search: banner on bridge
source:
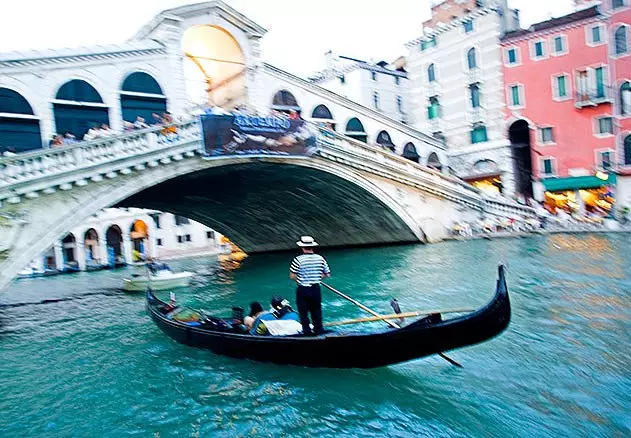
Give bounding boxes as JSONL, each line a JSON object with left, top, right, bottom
{"left": 200, "top": 113, "right": 318, "bottom": 158}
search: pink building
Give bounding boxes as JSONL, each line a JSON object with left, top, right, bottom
{"left": 501, "top": 5, "right": 617, "bottom": 213}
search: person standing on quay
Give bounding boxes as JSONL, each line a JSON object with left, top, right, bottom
{"left": 289, "top": 236, "right": 331, "bottom": 336}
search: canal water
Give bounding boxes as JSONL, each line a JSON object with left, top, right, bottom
{"left": 0, "top": 234, "right": 629, "bottom": 437}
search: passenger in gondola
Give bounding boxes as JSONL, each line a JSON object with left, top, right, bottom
{"left": 244, "top": 302, "right": 264, "bottom": 331}
{"left": 270, "top": 296, "right": 300, "bottom": 322}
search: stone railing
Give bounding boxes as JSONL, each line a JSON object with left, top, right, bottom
{"left": 0, "top": 120, "right": 200, "bottom": 201}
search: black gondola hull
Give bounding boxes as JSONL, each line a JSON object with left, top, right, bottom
{"left": 147, "top": 265, "right": 511, "bottom": 369}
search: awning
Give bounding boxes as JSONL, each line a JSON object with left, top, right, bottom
{"left": 461, "top": 171, "right": 502, "bottom": 182}
{"left": 542, "top": 174, "right": 616, "bottom": 192}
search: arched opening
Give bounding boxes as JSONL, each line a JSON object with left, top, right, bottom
{"left": 509, "top": 120, "right": 533, "bottom": 198}
{"left": 54, "top": 80, "right": 109, "bottom": 140}
{"left": 467, "top": 48, "right": 477, "bottom": 70}
{"left": 83, "top": 228, "right": 101, "bottom": 266}
{"left": 625, "top": 135, "right": 631, "bottom": 166}
{"left": 272, "top": 90, "right": 301, "bottom": 114}
{"left": 376, "top": 130, "right": 395, "bottom": 152}
{"left": 345, "top": 118, "right": 367, "bottom": 143}
{"left": 120, "top": 72, "right": 167, "bottom": 124}
{"left": 130, "top": 220, "right": 149, "bottom": 262}
{"left": 464, "top": 160, "right": 503, "bottom": 195}
{"left": 620, "top": 81, "right": 631, "bottom": 116}
{"left": 311, "top": 104, "right": 334, "bottom": 129}
{"left": 614, "top": 26, "right": 628, "bottom": 56}
{"left": 106, "top": 225, "right": 124, "bottom": 267}
{"left": 427, "top": 152, "right": 443, "bottom": 171}
{"left": 182, "top": 25, "right": 246, "bottom": 109}
{"left": 0, "top": 88, "right": 42, "bottom": 153}
{"left": 403, "top": 142, "right": 420, "bottom": 163}
{"left": 62, "top": 233, "right": 77, "bottom": 269}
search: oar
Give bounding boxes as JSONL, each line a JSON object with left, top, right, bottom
{"left": 321, "top": 282, "right": 464, "bottom": 368}
{"left": 324, "top": 308, "right": 475, "bottom": 327}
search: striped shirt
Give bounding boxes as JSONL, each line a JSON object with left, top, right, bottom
{"left": 290, "top": 254, "right": 331, "bottom": 286}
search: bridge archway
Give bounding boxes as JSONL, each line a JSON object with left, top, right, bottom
{"left": 105, "top": 225, "right": 124, "bottom": 265}
{"left": 509, "top": 119, "right": 533, "bottom": 199}
{"left": 182, "top": 25, "right": 246, "bottom": 108}
{"left": 345, "top": 117, "right": 367, "bottom": 143}
{"left": 83, "top": 228, "right": 101, "bottom": 265}
{"left": 54, "top": 79, "right": 109, "bottom": 140}
{"left": 403, "top": 142, "right": 420, "bottom": 163}
{"left": 311, "top": 104, "right": 334, "bottom": 129}
{"left": 272, "top": 90, "right": 301, "bottom": 114}
{"left": 120, "top": 72, "right": 167, "bottom": 124}
{"left": 62, "top": 233, "right": 77, "bottom": 266}
{"left": 427, "top": 152, "right": 443, "bottom": 171}
{"left": 0, "top": 87, "right": 42, "bottom": 153}
{"left": 130, "top": 220, "right": 149, "bottom": 261}
{"left": 376, "top": 130, "right": 395, "bottom": 152}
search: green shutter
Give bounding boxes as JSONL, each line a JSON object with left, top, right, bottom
{"left": 557, "top": 76, "right": 567, "bottom": 97}
{"left": 511, "top": 86, "right": 520, "bottom": 105}
{"left": 595, "top": 67, "right": 605, "bottom": 98}
{"left": 543, "top": 160, "right": 553, "bottom": 175}
{"left": 592, "top": 26, "right": 601, "bottom": 43}
{"left": 508, "top": 49, "right": 516, "bottom": 63}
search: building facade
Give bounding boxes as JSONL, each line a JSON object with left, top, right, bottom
{"left": 406, "top": 0, "right": 521, "bottom": 195}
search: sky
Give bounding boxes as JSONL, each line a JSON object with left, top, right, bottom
{"left": 1, "top": 0, "right": 575, "bottom": 76}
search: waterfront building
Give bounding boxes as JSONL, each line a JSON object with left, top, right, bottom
{"left": 501, "top": 5, "right": 618, "bottom": 213}
{"left": 406, "top": 0, "right": 521, "bottom": 195}
{"left": 25, "top": 208, "right": 222, "bottom": 274}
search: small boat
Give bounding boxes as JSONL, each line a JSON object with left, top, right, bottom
{"left": 146, "top": 265, "right": 511, "bottom": 368}
{"left": 124, "top": 264, "right": 193, "bottom": 292}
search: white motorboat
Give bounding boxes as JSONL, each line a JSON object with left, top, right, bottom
{"left": 123, "top": 265, "right": 193, "bottom": 292}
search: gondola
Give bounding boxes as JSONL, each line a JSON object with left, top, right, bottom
{"left": 146, "top": 265, "right": 511, "bottom": 369}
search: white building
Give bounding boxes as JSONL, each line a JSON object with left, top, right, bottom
{"left": 309, "top": 52, "right": 411, "bottom": 127}
{"left": 406, "top": 0, "right": 521, "bottom": 195}
{"left": 27, "top": 208, "right": 222, "bottom": 273}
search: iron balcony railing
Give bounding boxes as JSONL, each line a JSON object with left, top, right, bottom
{"left": 575, "top": 86, "right": 613, "bottom": 107}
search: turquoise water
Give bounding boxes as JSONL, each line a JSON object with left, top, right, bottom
{"left": 1, "top": 234, "right": 629, "bottom": 437}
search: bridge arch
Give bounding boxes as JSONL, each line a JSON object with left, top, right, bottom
{"left": 272, "top": 90, "right": 301, "bottom": 113}
{"left": 54, "top": 79, "right": 110, "bottom": 140}
{"left": 0, "top": 87, "right": 42, "bottom": 153}
{"left": 376, "top": 130, "right": 395, "bottom": 152}
{"left": 403, "top": 142, "right": 420, "bottom": 163}
{"left": 120, "top": 72, "right": 167, "bottom": 124}
{"left": 345, "top": 117, "right": 367, "bottom": 143}
{"left": 427, "top": 152, "right": 443, "bottom": 171}
{"left": 311, "top": 104, "right": 334, "bottom": 121}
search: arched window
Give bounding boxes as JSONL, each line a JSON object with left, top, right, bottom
{"left": 467, "top": 48, "right": 477, "bottom": 70}
{"left": 625, "top": 135, "right": 631, "bottom": 166}
{"left": 470, "top": 123, "right": 488, "bottom": 144}
{"left": 428, "top": 64, "right": 436, "bottom": 83}
{"left": 345, "top": 117, "right": 367, "bottom": 143}
{"left": 403, "top": 142, "right": 419, "bottom": 163}
{"left": 427, "top": 152, "right": 443, "bottom": 170}
{"left": 83, "top": 228, "right": 100, "bottom": 263}
{"left": 470, "top": 83, "right": 481, "bottom": 108}
{"left": 272, "top": 90, "right": 300, "bottom": 112}
{"left": 376, "top": 130, "right": 395, "bottom": 151}
{"left": 615, "top": 26, "right": 628, "bottom": 55}
{"left": 311, "top": 104, "right": 333, "bottom": 120}
{"left": 106, "top": 225, "right": 124, "bottom": 264}
{"left": 473, "top": 159, "right": 499, "bottom": 174}
{"left": 54, "top": 80, "right": 109, "bottom": 140}
{"left": 0, "top": 88, "right": 42, "bottom": 152}
{"left": 121, "top": 72, "right": 167, "bottom": 123}
{"left": 620, "top": 81, "right": 631, "bottom": 116}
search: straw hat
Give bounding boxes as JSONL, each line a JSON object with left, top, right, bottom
{"left": 296, "top": 236, "right": 318, "bottom": 247}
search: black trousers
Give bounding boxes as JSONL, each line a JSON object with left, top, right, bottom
{"left": 296, "top": 284, "right": 323, "bottom": 335}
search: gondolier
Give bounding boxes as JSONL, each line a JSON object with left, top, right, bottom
{"left": 290, "top": 236, "right": 331, "bottom": 336}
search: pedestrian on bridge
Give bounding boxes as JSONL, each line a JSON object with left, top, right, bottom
{"left": 289, "top": 236, "right": 331, "bottom": 336}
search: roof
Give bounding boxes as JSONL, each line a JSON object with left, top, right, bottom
{"left": 0, "top": 40, "right": 164, "bottom": 64}
{"left": 309, "top": 55, "right": 407, "bottom": 83}
{"left": 502, "top": 5, "right": 602, "bottom": 41}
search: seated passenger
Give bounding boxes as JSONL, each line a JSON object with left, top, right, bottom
{"left": 244, "top": 302, "right": 264, "bottom": 331}
{"left": 270, "top": 296, "right": 300, "bottom": 322}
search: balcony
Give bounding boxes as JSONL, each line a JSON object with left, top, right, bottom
{"left": 574, "top": 87, "right": 613, "bottom": 108}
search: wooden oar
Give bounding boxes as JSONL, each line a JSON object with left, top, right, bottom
{"left": 321, "top": 282, "right": 464, "bottom": 368}
{"left": 324, "top": 308, "right": 475, "bottom": 327}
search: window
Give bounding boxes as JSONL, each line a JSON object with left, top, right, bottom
{"left": 553, "top": 75, "right": 569, "bottom": 99}
{"left": 185, "top": 234, "right": 192, "bottom": 242}
{"left": 206, "top": 230, "right": 215, "bottom": 240}
{"left": 621, "top": 81, "right": 631, "bottom": 115}
{"left": 615, "top": 26, "right": 628, "bottom": 56}
{"left": 532, "top": 40, "right": 546, "bottom": 59}
{"left": 594, "top": 66, "right": 606, "bottom": 99}
{"left": 428, "top": 96, "right": 441, "bottom": 120}
{"left": 396, "top": 95, "right": 403, "bottom": 113}
{"left": 588, "top": 25, "right": 603, "bottom": 45}
{"left": 395, "top": 76, "right": 400, "bottom": 86}
{"left": 612, "top": 0, "right": 626, "bottom": 9}
{"left": 339, "top": 75, "right": 345, "bottom": 84}
{"left": 470, "top": 83, "right": 481, "bottom": 108}
{"left": 151, "top": 214, "right": 161, "bottom": 229}
{"left": 421, "top": 37, "right": 437, "bottom": 51}
{"left": 624, "top": 135, "right": 631, "bottom": 165}
{"left": 157, "top": 238, "right": 163, "bottom": 247}
{"left": 552, "top": 35, "right": 567, "bottom": 55}
{"left": 596, "top": 116, "right": 614, "bottom": 135}
{"left": 542, "top": 158, "right": 555, "bottom": 176}
{"left": 371, "top": 71, "right": 377, "bottom": 81}
{"left": 177, "top": 235, "right": 183, "bottom": 244}
{"left": 428, "top": 64, "right": 436, "bottom": 83}
{"left": 505, "top": 47, "right": 519, "bottom": 65}
{"left": 373, "top": 92, "right": 380, "bottom": 110}
{"left": 463, "top": 19, "right": 474, "bottom": 33}
{"left": 174, "top": 215, "right": 190, "bottom": 226}
{"left": 508, "top": 84, "right": 524, "bottom": 107}
{"left": 470, "top": 124, "right": 488, "bottom": 144}
{"left": 467, "top": 48, "right": 477, "bottom": 70}
{"left": 598, "top": 151, "right": 613, "bottom": 170}
{"left": 538, "top": 127, "right": 555, "bottom": 144}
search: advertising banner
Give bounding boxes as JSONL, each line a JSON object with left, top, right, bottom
{"left": 200, "top": 113, "right": 318, "bottom": 158}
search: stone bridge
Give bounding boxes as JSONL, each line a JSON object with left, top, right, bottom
{"left": 0, "top": 120, "right": 534, "bottom": 291}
